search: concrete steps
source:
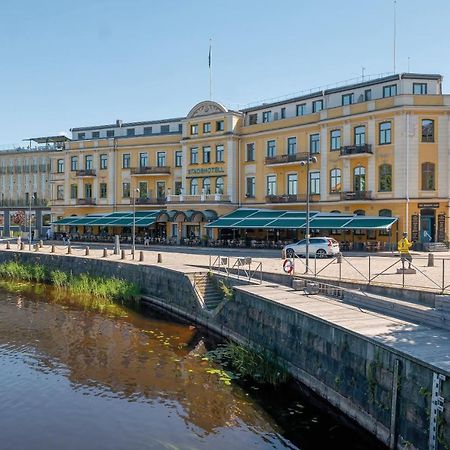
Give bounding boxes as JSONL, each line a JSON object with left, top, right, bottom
{"left": 424, "top": 242, "right": 448, "bottom": 252}
{"left": 193, "top": 273, "right": 224, "bottom": 310}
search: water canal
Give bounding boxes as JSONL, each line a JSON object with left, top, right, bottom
{"left": 0, "top": 282, "right": 385, "bottom": 450}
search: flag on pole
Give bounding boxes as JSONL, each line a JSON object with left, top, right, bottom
{"left": 208, "top": 42, "right": 212, "bottom": 68}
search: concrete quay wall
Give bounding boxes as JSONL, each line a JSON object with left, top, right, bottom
{"left": 0, "top": 251, "right": 448, "bottom": 450}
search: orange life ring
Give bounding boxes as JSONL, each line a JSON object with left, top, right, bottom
{"left": 283, "top": 259, "right": 294, "bottom": 274}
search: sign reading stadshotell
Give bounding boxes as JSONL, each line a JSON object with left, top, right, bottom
{"left": 187, "top": 167, "right": 225, "bottom": 175}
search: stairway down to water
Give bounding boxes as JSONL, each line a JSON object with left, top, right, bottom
{"left": 193, "top": 273, "right": 224, "bottom": 310}
{"left": 423, "top": 242, "right": 448, "bottom": 252}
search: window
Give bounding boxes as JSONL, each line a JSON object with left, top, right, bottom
{"left": 309, "top": 172, "right": 320, "bottom": 195}
{"left": 364, "top": 89, "right": 372, "bottom": 101}
{"left": 354, "top": 166, "right": 366, "bottom": 191}
{"left": 127, "top": 128, "right": 135, "bottom": 136}
{"left": 85, "top": 184, "right": 92, "bottom": 198}
{"left": 157, "top": 152, "right": 166, "bottom": 167}
{"left": 203, "top": 178, "right": 211, "bottom": 194}
{"left": 296, "top": 104, "right": 306, "bottom": 116}
{"left": 422, "top": 162, "right": 435, "bottom": 190}
{"left": 310, "top": 134, "right": 320, "bottom": 154}
{"left": 122, "top": 182, "right": 130, "bottom": 198}
{"left": 91, "top": 131, "right": 100, "bottom": 139}
{"left": 383, "top": 84, "right": 397, "bottom": 98}
{"left": 106, "top": 130, "right": 115, "bottom": 138}
{"left": 174, "top": 181, "right": 182, "bottom": 195}
{"left": 267, "top": 140, "right": 276, "bottom": 158}
{"left": 422, "top": 119, "right": 434, "bottom": 142}
{"left": 330, "top": 168, "right": 341, "bottom": 193}
{"left": 85, "top": 155, "right": 93, "bottom": 170}
{"left": 216, "top": 145, "right": 224, "bottom": 162}
{"left": 215, "top": 177, "right": 224, "bottom": 194}
{"left": 379, "top": 209, "right": 392, "bottom": 217}
{"left": 139, "top": 153, "right": 148, "bottom": 168}
{"left": 143, "top": 126, "right": 152, "bottom": 135}
{"left": 312, "top": 100, "right": 323, "bottom": 113}
{"left": 190, "top": 178, "right": 198, "bottom": 195}
{"left": 354, "top": 126, "right": 366, "bottom": 146}
{"left": 178, "top": 124, "right": 183, "bottom": 133}
{"left": 246, "top": 177, "right": 255, "bottom": 197}
{"left": 354, "top": 209, "right": 365, "bottom": 216}
{"left": 330, "top": 129, "right": 341, "bottom": 150}
{"left": 248, "top": 114, "right": 257, "bottom": 125}
{"left": 266, "top": 175, "right": 276, "bottom": 196}
{"left": 342, "top": 93, "right": 353, "bottom": 106}
{"left": 70, "top": 156, "right": 78, "bottom": 171}
{"left": 378, "top": 164, "right": 392, "bottom": 192}
{"left": 190, "top": 124, "right": 198, "bottom": 135}
{"left": 246, "top": 143, "right": 255, "bottom": 161}
{"left": 203, "top": 122, "right": 211, "bottom": 133}
{"left": 139, "top": 181, "right": 148, "bottom": 198}
{"left": 57, "top": 159, "right": 64, "bottom": 173}
{"left": 70, "top": 184, "right": 77, "bottom": 199}
{"left": 56, "top": 185, "right": 64, "bottom": 200}
{"left": 175, "top": 151, "right": 182, "bottom": 167}
{"left": 156, "top": 181, "right": 166, "bottom": 198}
{"left": 190, "top": 147, "right": 198, "bottom": 164}
{"left": 203, "top": 146, "right": 211, "bottom": 164}
{"left": 287, "top": 137, "right": 297, "bottom": 155}
{"left": 281, "top": 107, "right": 286, "bottom": 119}
{"left": 379, "top": 122, "right": 392, "bottom": 144}
{"left": 77, "top": 132, "right": 85, "bottom": 140}
{"left": 216, "top": 120, "right": 224, "bottom": 131}
{"left": 287, "top": 173, "right": 298, "bottom": 195}
{"left": 100, "top": 154, "right": 108, "bottom": 170}
{"left": 122, "top": 153, "right": 130, "bottom": 169}
{"left": 262, "top": 111, "right": 272, "bottom": 123}
{"left": 413, "top": 83, "right": 427, "bottom": 95}
{"left": 160, "top": 125, "right": 169, "bottom": 133}
{"left": 100, "top": 183, "right": 107, "bottom": 198}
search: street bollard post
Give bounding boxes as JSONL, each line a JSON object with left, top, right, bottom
{"left": 39, "top": 240, "right": 43, "bottom": 248}
{"left": 67, "top": 245, "right": 71, "bottom": 255}
{"left": 20, "top": 242, "right": 24, "bottom": 251}
{"left": 157, "top": 253, "right": 162, "bottom": 263}
{"left": 103, "top": 248, "right": 108, "bottom": 258}
{"left": 6, "top": 241, "right": 10, "bottom": 250}
{"left": 51, "top": 244, "right": 55, "bottom": 253}
{"left": 121, "top": 249, "right": 125, "bottom": 260}
{"left": 428, "top": 253, "right": 434, "bottom": 267}
{"left": 139, "top": 251, "right": 144, "bottom": 262}
{"left": 85, "top": 246, "right": 90, "bottom": 256}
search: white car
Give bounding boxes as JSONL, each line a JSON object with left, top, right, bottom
{"left": 283, "top": 237, "right": 340, "bottom": 258}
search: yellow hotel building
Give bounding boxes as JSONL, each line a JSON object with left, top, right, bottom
{"left": 46, "top": 72, "right": 450, "bottom": 247}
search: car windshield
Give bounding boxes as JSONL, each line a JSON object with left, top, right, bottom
{"left": 296, "top": 240, "right": 306, "bottom": 245}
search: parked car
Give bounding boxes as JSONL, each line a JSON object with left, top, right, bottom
{"left": 282, "top": 237, "right": 340, "bottom": 258}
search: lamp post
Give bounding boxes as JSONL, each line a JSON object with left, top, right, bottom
{"left": 132, "top": 188, "right": 140, "bottom": 259}
{"left": 28, "top": 193, "right": 35, "bottom": 251}
{"left": 300, "top": 154, "right": 317, "bottom": 274}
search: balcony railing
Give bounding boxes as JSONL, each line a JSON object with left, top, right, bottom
{"left": 136, "top": 197, "right": 166, "bottom": 205}
{"left": 339, "top": 144, "right": 373, "bottom": 157}
{"left": 76, "top": 198, "right": 96, "bottom": 205}
{"left": 340, "top": 190, "right": 372, "bottom": 201}
{"left": 75, "top": 169, "right": 96, "bottom": 177}
{"left": 265, "top": 194, "right": 314, "bottom": 203}
{"left": 167, "top": 194, "right": 231, "bottom": 203}
{"left": 131, "top": 166, "right": 171, "bottom": 175}
{"left": 0, "top": 198, "right": 49, "bottom": 207}
{"left": 265, "top": 152, "right": 310, "bottom": 165}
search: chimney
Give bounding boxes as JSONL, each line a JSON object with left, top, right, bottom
{"left": 116, "top": 119, "right": 123, "bottom": 127}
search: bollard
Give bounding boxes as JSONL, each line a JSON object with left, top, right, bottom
{"left": 336, "top": 253, "right": 342, "bottom": 264}
{"left": 428, "top": 252, "right": 434, "bottom": 267}
{"left": 139, "top": 251, "right": 144, "bottom": 262}
{"left": 39, "top": 240, "right": 43, "bottom": 248}
{"left": 67, "top": 245, "right": 72, "bottom": 255}
{"left": 20, "top": 242, "right": 24, "bottom": 251}
{"left": 51, "top": 244, "right": 55, "bottom": 253}
{"left": 34, "top": 243, "right": 39, "bottom": 252}
{"left": 6, "top": 241, "right": 10, "bottom": 250}
{"left": 121, "top": 249, "right": 125, "bottom": 260}
{"left": 85, "top": 246, "right": 90, "bottom": 256}
{"left": 103, "top": 248, "right": 108, "bottom": 258}
{"left": 157, "top": 253, "right": 162, "bottom": 263}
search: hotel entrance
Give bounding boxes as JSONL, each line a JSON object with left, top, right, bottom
{"left": 420, "top": 208, "right": 436, "bottom": 243}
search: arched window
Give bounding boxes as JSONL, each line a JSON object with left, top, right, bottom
{"left": 330, "top": 168, "right": 341, "bottom": 193}
{"left": 354, "top": 209, "right": 365, "bottom": 216}
{"left": 379, "top": 209, "right": 392, "bottom": 217}
{"left": 353, "top": 166, "right": 366, "bottom": 191}
{"left": 422, "top": 119, "right": 434, "bottom": 143}
{"left": 378, "top": 164, "right": 392, "bottom": 192}
{"left": 422, "top": 162, "right": 435, "bottom": 190}
{"left": 330, "top": 210, "right": 341, "bottom": 214}
{"left": 203, "top": 177, "right": 211, "bottom": 194}
{"left": 215, "top": 177, "right": 224, "bottom": 194}
{"left": 190, "top": 178, "right": 198, "bottom": 195}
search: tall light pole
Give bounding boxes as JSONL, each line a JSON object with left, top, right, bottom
{"left": 300, "top": 154, "right": 317, "bottom": 274}
{"left": 28, "top": 193, "right": 35, "bottom": 251}
{"left": 132, "top": 188, "right": 140, "bottom": 259}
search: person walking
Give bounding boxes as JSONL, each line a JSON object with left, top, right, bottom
{"left": 17, "top": 235, "right": 22, "bottom": 249}
{"left": 398, "top": 232, "right": 413, "bottom": 269}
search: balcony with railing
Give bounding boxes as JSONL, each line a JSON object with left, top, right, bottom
{"left": 0, "top": 198, "right": 49, "bottom": 208}
{"left": 167, "top": 193, "right": 231, "bottom": 204}
{"left": 265, "top": 152, "right": 310, "bottom": 165}
{"left": 76, "top": 198, "right": 96, "bottom": 205}
{"left": 75, "top": 169, "right": 97, "bottom": 177}
{"left": 131, "top": 166, "right": 171, "bottom": 175}
{"left": 340, "top": 190, "right": 372, "bottom": 201}
{"left": 135, "top": 197, "right": 166, "bottom": 205}
{"left": 339, "top": 144, "right": 373, "bottom": 157}
{"left": 265, "top": 194, "right": 313, "bottom": 203}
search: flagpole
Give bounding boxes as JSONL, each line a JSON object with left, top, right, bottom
{"left": 209, "top": 38, "right": 212, "bottom": 100}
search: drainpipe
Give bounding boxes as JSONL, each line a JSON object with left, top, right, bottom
{"left": 237, "top": 135, "right": 241, "bottom": 207}
{"left": 405, "top": 113, "right": 410, "bottom": 234}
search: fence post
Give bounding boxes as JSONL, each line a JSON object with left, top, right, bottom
{"left": 103, "top": 248, "right": 108, "bottom": 258}
{"left": 368, "top": 256, "right": 371, "bottom": 283}
{"left": 85, "top": 246, "right": 90, "bottom": 256}
{"left": 139, "top": 251, "right": 144, "bottom": 262}
{"left": 442, "top": 259, "right": 445, "bottom": 293}
{"left": 6, "top": 241, "right": 10, "bottom": 250}
{"left": 314, "top": 254, "right": 317, "bottom": 277}
{"left": 339, "top": 254, "right": 342, "bottom": 281}
{"left": 121, "top": 249, "right": 125, "bottom": 260}
{"left": 209, "top": 254, "right": 211, "bottom": 270}
{"left": 51, "top": 244, "right": 55, "bottom": 253}
{"left": 402, "top": 264, "right": 405, "bottom": 288}
{"left": 67, "top": 245, "right": 71, "bottom": 255}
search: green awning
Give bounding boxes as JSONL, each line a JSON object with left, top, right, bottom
{"left": 309, "top": 218, "right": 352, "bottom": 229}
{"left": 344, "top": 217, "right": 397, "bottom": 229}
{"left": 205, "top": 218, "right": 241, "bottom": 228}
{"left": 266, "top": 219, "right": 306, "bottom": 229}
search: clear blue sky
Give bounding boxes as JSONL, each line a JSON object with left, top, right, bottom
{"left": 0, "top": 0, "right": 449, "bottom": 143}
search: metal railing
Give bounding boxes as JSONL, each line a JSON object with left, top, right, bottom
{"left": 0, "top": 198, "right": 49, "bottom": 207}
{"left": 76, "top": 198, "right": 96, "bottom": 205}
{"left": 209, "top": 255, "right": 263, "bottom": 284}
{"left": 75, "top": 169, "right": 96, "bottom": 177}
{"left": 265, "top": 152, "right": 309, "bottom": 165}
{"left": 136, "top": 197, "right": 166, "bottom": 205}
{"left": 339, "top": 144, "right": 373, "bottom": 156}
{"left": 265, "top": 194, "right": 313, "bottom": 203}
{"left": 131, "top": 166, "right": 171, "bottom": 175}
{"left": 167, "top": 194, "right": 231, "bottom": 203}
{"left": 340, "top": 190, "right": 372, "bottom": 200}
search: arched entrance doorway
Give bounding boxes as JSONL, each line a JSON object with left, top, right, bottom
{"left": 420, "top": 208, "right": 435, "bottom": 243}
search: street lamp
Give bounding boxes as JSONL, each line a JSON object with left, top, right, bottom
{"left": 300, "top": 154, "right": 317, "bottom": 274}
{"left": 28, "top": 193, "right": 35, "bottom": 251}
{"left": 132, "top": 188, "right": 140, "bottom": 259}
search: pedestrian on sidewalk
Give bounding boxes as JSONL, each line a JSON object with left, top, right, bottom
{"left": 17, "top": 235, "right": 22, "bottom": 249}
{"left": 398, "top": 232, "right": 413, "bottom": 269}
